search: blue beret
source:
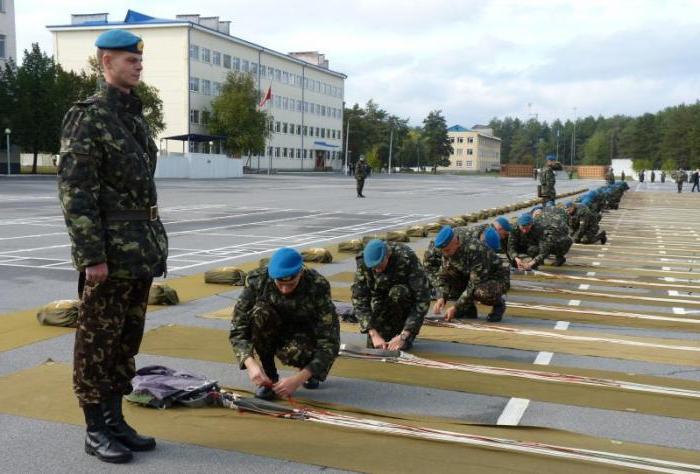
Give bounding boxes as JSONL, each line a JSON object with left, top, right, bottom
{"left": 531, "top": 205, "right": 543, "bottom": 214}
{"left": 546, "top": 155, "right": 556, "bottom": 161}
{"left": 494, "top": 216, "right": 512, "bottom": 232}
{"left": 434, "top": 226, "right": 454, "bottom": 249}
{"left": 363, "top": 239, "right": 387, "bottom": 269}
{"left": 95, "top": 29, "right": 144, "bottom": 54}
{"left": 483, "top": 227, "right": 500, "bottom": 252}
{"left": 564, "top": 201, "right": 574, "bottom": 208}
{"left": 580, "top": 198, "right": 592, "bottom": 206}
{"left": 518, "top": 213, "right": 533, "bottom": 226}
{"left": 268, "top": 247, "right": 303, "bottom": 279}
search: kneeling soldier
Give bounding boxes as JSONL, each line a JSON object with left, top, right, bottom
{"left": 432, "top": 226, "right": 510, "bottom": 322}
{"left": 566, "top": 201, "right": 607, "bottom": 244}
{"left": 508, "top": 213, "right": 553, "bottom": 271}
{"left": 352, "top": 239, "right": 431, "bottom": 350}
{"left": 230, "top": 247, "right": 340, "bottom": 400}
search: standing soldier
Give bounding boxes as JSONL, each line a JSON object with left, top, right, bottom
{"left": 355, "top": 156, "right": 368, "bottom": 198}
{"left": 691, "top": 169, "right": 699, "bottom": 192}
{"left": 230, "top": 247, "right": 340, "bottom": 400}
{"left": 432, "top": 226, "right": 509, "bottom": 322}
{"left": 58, "top": 30, "right": 168, "bottom": 463}
{"left": 352, "top": 240, "right": 431, "bottom": 350}
{"left": 565, "top": 201, "right": 607, "bottom": 245}
{"left": 674, "top": 169, "right": 688, "bottom": 193}
{"left": 660, "top": 170, "right": 666, "bottom": 183}
{"left": 639, "top": 170, "right": 645, "bottom": 182}
{"left": 539, "top": 156, "right": 557, "bottom": 205}
{"left": 605, "top": 167, "right": 615, "bottom": 185}
{"left": 651, "top": 170, "right": 656, "bottom": 183}
{"left": 620, "top": 170, "right": 626, "bottom": 181}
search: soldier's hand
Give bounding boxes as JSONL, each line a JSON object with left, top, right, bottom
{"left": 245, "top": 359, "right": 272, "bottom": 387}
{"left": 370, "top": 333, "right": 388, "bottom": 349}
{"left": 85, "top": 262, "right": 109, "bottom": 284}
{"left": 387, "top": 335, "right": 404, "bottom": 351}
{"left": 514, "top": 257, "right": 525, "bottom": 270}
{"left": 273, "top": 373, "right": 306, "bottom": 398}
{"left": 444, "top": 306, "right": 457, "bottom": 321}
{"left": 433, "top": 298, "right": 446, "bottom": 314}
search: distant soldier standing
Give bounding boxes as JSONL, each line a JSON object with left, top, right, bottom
{"left": 58, "top": 30, "right": 168, "bottom": 463}
{"left": 230, "top": 247, "right": 340, "bottom": 400}
{"left": 355, "top": 156, "right": 368, "bottom": 198}
{"left": 691, "top": 169, "right": 699, "bottom": 192}
{"left": 674, "top": 169, "right": 688, "bottom": 193}
{"left": 352, "top": 240, "right": 431, "bottom": 350}
{"left": 605, "top": 167, "right": 615, "bottom": 185}
{"left": 620, "top": 170, "right": 626, "bottom": 181}
{"left": 660, "top": 170, "right": 666, "bottom": 183}
{"left": 539, "top": 155, "right": 557, "bottom": 205}
{"left": 651, "top": 170, "right": 656, "bottom": 183}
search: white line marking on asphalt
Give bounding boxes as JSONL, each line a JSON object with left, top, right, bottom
{"left": 597, "top": 254, "right": 605, "bottom": 258}
{"left": 658, "top": 245, "right": 665, "bottom": 248}
{"left": 601, "top": 247, "right": 608, "bottom": 251}
{"left": 659, "top": 250, "right": 667, "bottom": 254}
{"left": 579, "top": 284, "right": 590, "bottom": 290}
{"left": 586, "top": 272, "right": 596, "bottom": 276}
{"left": 554, "top": 321, "right": 570, "bottom": 330}
{"left": 568, "top": 300, "right": 581, "bottom": 307}
{"left": 673, "top": 307, "right": 686, "bottom": 315}
{"left": 668, "top": 290, "right": 680, "bottom": 296}
{"left": 592, "top": 262, "right": 600, "bottom": 266}
{"left": 496, "top": 398, "right": 530, "bottom": 426}
{"left": 662, "top": 267, "right": 672, "bottom": 271}
{"left": 534, "top": 351, "right": 554, "bottom": 365}
{"left": 0, "top": 232, "right": 67, "bottom": 241}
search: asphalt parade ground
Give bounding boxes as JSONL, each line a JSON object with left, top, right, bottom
{"left": 1, "top": 173, "right": 699, "bottom": 473}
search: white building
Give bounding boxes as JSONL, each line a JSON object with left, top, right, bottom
{"left": 47, "top": 10, "right": 347, "bottom": 171}
{"left": 443, "top": 125, "right": 501, "bottom": 172}
{"left": 0, "top": 0, "right": 16, "bottom": 66}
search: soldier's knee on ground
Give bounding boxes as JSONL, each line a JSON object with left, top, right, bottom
{"left": 277, "top": 333, "right": 315, "bottom": 370}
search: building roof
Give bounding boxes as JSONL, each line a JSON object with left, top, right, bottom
{"left": 47, "top": 9, "right": 347, "bottom": 79}
{"left": 447, "top": 125, "right": 470, "bottom": 132}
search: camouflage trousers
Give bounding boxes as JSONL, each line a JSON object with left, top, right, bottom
{"left": 366, "top": 284, "right": 417, "bottom": 348}
{"left": 356, "top": 178, "right": 366, "bottom": 196}
{"left": 549, "top": 235, "right": 573, "bottom": 258}
{"left": 73, "top": 277, "right": 152, "bottom": 406}
{"left": 578, "top": 230, "right": 604, "bottom": 244}
{"left": 251, "top": 303, "right": 321, "bottom": 381}
{"left": 441, "top": 270, "right": 507, "bottom": 312}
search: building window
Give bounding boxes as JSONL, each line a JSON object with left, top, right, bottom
{"left": 189, "top": 77, "right": 200, "bottom": 92}
{"left": 213, "top": 82, "right": 221, "bottom": 96}
{"left": 0, "top": 34, "right": 5, "bottom": 59}
{"left": 297, "top": 125, "right": 302, "bottom": 135}
{"left": 268, "top": 146, "right": 273, "bottom": 156}
{"left": 190, "top": 109, "right": 200, "bottom": 124}
{"left": 275, "top": 121, "right": 281, "bottom": 133}
{"left": 212, "top": 51, "right": 221, "bottom": 66}
{"left": 466, "top": 160, "right": 473, "bottom": 167}
{"left": 275, "top": 147, "right": 280, "bottom": 157}
{"left": 201, "top": 48, "right": 211, "bottom": 63}
{"left": 269, "top": 121, "right": 275, "bottom": 132}
{"left": 315, "top": 127, "right": 320, "bottom": 136}
{"left": 309, "top": 127, "right": 314, "bottom": 137}
{"left": 274, "top": 96, "right": 281, "bottom": 108}
{"left": 223, "top": 54, "right": 231, "bottom": 69}
{"left": 315, "top": 104, "right": 321, "bottom": 114}
{"left": 259, "top": 64, "right": 266, "bottom": 77}
{"left": 189, "top": 44, "right": 199, "bottom": 60}
{"left": 275, "top": 69, "right": 281, "bottom": 81}
{"left": 320, "top": 128, "right": 325, "bottom": 138}
{"left": 303, "top": 149, "right": 308, "bottom": 159}
{"left": 296, "top": 148, "right": 301, "bottom": 158}
{"left": 268, "top": 66, "right": 274, "bottom": 78}
{"left": 303, "top": 126, "right": 308, "bottom": 136}
{"left": 242, "top": 59, "right": 249, "bottom": 72}
{"left": 201, "top": 110, "right": 210, "bottom": 125}
{"left": 282, "top": 123, "right": 288, "bottom": 134}
{"left": 202, "top": 80, "right": 211, "bottom": 96}
{"left": 251, "top": 63, "right": 258, "bottom": 75}
{"left": 233, "top": 57, "right": 240, "bottom": 71}
{"left": 283, "top": 97, "right": 289, "bottom": 110}
{"left": 0, "top": 1, "right": 5, "bottom": 12}
{"left": 468, "top": 137, "right": 474, "bottom": 143}
{"left": 456, "top": 161, "right": 462, "bottom": 167}
{"left": 467, "top": 149, "right": 473, "bottom": 155}
{"left": 289, "top": 98, "right": 295, "bottom": 111}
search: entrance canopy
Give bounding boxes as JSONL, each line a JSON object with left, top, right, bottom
{"left": 163, "top": 133, "right": 227, "bottom": 143}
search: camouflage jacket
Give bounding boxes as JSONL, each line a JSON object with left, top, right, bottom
{"left": 57, "top": 85, "right": 168, "bottom": 279}
{"left": 570, "top": 204, "right": 597, "bottom": 241}
{"left": 537, "top": 207, "right": 570, "bottom": 235}
{"left": 423, "top": 226, "right": 471, "bottom": 287}
{"left": 355, "top": 162, "right": 368, "bottom": 180}
{"left": 353, "top": 243, "right": 431, "bottom": 335}
{"left": 437, "top": 235, "right": 510, "bottom": 310}
{"left": 229, "top": 267, "right": 340, "bottom": 379}
{"left": 606, "top": 170, "right": 615, "bottom": 185}
{"left": 507, "top": 221, "right": 552, "bottom": 266}
{"left": 539, "top": 167, "right": 556, "bottom": 197}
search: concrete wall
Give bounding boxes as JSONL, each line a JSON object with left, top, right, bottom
{"left": 0, "top": 0, "right": 16, "bottom": 66}
{"left": 155, "top": 152, "right": 243, "bottom": 178}
{"left": 500, "top": 164, "right": 533, "bottom": 177}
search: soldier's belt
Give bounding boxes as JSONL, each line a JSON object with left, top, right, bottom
{"left": 103, "top": 206, "right": 159, "bottom": 222}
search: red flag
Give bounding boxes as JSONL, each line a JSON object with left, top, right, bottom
{"left": 259, "top": 85, "right": 272, "bottom": 108}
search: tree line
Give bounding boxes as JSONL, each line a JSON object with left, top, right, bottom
{"left": 488, "top": 103, "right": 700, "bottom": 171}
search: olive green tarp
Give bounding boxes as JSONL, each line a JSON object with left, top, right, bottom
{"left": 2, "top": 363, "right": 698, "bottom": 473}
{"left": 139, "top": 325, "right": 700, "bottom": 421}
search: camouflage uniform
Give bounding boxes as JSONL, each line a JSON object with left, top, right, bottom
{"left": 352, "top": 243, "right": 431, "bottom": 348}
{"left": 229, "top": 267, "right": 340, "bottom": 381}
{"left": 58, "top": 84, "right": 168, "bottom": 406}
{"left": 536, "top": 209, "right": 573, "bottom": 259}
{"left": 507, "top": 221, "right": 552, "bottom": 268}
{"left": 674, "top": 170, "right": 688, "bottom": 193}
{"left": 570, "top": 204, "right": 604, "bottom": 244}
{"left": 539, "top": 165, "right": 556, "bottom": 205}
{"left": 423, "top": 226, "right": 471, "bottom": 290}
{"left": 355, "top": 161, "right": 368, "bottom": 196}
{"left": 605, "top": 168, "right": 615, "bottom": 185}
{"left": 437, "top": 234, "right": 510, "bottom": 316}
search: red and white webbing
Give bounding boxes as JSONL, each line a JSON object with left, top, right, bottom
{"left": 531, "top": 269, "right": 700, "bottom": 290}
{"left": 507, "top": 302, "right": 700, "bottom": 325}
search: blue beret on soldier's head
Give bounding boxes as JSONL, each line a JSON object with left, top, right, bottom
{"left": 580, "top": 197, "right": 592, "bottom": 206}
{"left": 483, "top": 227, "right": 500, "bottom": 252}
{"left": 531, "top": 205, "right": 543, "bottom": 214}
{"left": 363, "top": 239, "right": 388, "bottom": 269}
{"left": 434, "top": 226, "right": 454, "bottom": 249}
{"left": 564, "top": 201, "right": 574, "bottom": 208}
{"left": 268, "top": 247, "right": 303, "bottom": 279}
{"left": 95, "top": 29, "right": 144, "bottom": 54}
{"left": 495, "top": 216, "right": 512, "bottom": 232}
{"left": 518, "top": 213, "right": 533, "bottom": 226}
{"left": 546, "top": 155, "right": 556, "bottom": 161}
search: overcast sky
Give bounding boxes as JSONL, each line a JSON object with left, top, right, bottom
{"left": 14, "top": 0, "right": 700, "bottom": 127}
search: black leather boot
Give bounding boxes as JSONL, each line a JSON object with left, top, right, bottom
{"left": 456, "top": 304, "right": 478, "bottom": 319}
{"left": 83, "top": 403, "right": 132, "bottom": 463}
{"left": 103, "top": 395, "right": 156, "bottom": 452}
{"left": 487, "top": 297, "right": 506, "bottom": 322}
{"left": 303, "top": 377, "right": 320, "bottom": 389}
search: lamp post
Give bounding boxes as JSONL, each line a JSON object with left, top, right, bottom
{"left": 4, "top": 128, "right": 10, "bottom": 175}
{"left": 343, "top": 119, "right": 350, "bottom": 175}
{"left": 388, "top": 128, "right": 393, "bottom": 174}
{"left": 208, "top": 141, "right": 214, "bottom": 154}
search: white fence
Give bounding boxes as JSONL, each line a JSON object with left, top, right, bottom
{"left": 155, "top": 152, "right": 243, "bottom": 179}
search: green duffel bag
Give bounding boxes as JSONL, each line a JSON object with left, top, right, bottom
{"left": 204, "top": 267, "right": 247, "bottom": 285}
{"left": 148, "top": 283, "right": 180, "bottom": 305}
{"left": 338, "top": 239, "right": 364, "bottom": 253}
{"left": 425, "top": 222, "right": 443, "bottom": 233}
{"left": 450, "top": 216, "right": 467, "bottom": 226}
{"left": 301, "top": 248, "right": 333, "bottom": 263}
{"left": 37, "top": 299, "right": 79, "bottom": 327}
{"left": 385, "top": 230, "right": 410, "bottom": 242}
{"left": 405, "top": 225, "right": 428, "bottom": 238}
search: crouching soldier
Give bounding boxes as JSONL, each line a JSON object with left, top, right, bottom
{"left": 508, "top": 213, "right": 553, "bottom": 270}
{"left": 566, "top": 201, "right": 607, "bottom": 244}
{"left": 432, "top": 226, "right": 510, "bottom": 322}
{"left": 532, "top": 205, "right": 572, "bottom": 266}
{"left": 230, "top": 247, "right": 340, "bottom": 400}
{"left": 352, "top": 239, "right": 431, "bottom": 350}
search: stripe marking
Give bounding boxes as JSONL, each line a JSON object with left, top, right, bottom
{"left": 568, "top": 300, "right": 581, "bottom": 307}
{"left": 673, "top": 307, "right": 686, "bottom": 315}
{"left": 578, "top": 284, "right": 590, "bottom": 290}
